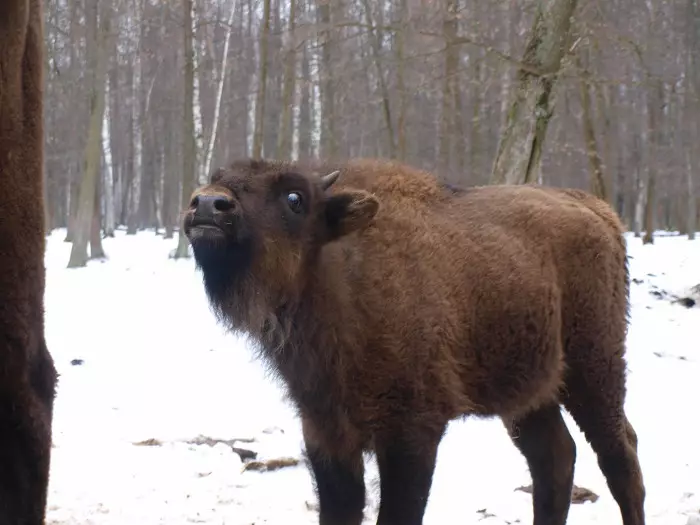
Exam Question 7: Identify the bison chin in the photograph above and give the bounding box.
[189,231,254,299]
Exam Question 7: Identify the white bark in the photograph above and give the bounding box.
[102,78,115,236]
[155,149,163,230]
[193,1,205,184]
[634,175,645,237]
[686,149,696,240]
[203,0,237,179]
[311,56,322,158]
[292,68,301,161]
[128,0,143,231]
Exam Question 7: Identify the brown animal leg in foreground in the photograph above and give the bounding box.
[0,0,57,523]
[563,362,645,525]
[0,341,56,524]
[503,404,576,525]
[374,425,446,525]
[305,445,366,525]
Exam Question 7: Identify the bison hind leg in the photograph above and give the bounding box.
[502,403,576,525]
[562,358,645,525]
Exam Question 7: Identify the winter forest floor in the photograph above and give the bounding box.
[43,229,700,525]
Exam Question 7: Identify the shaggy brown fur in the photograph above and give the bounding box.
[184,157,645,525]
[0,1,58,523]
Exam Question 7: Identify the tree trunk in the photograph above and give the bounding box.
[252,0,272,159]
[64,0,80,243]
[642,79,663,245]
[576,52,607,200]
[68,0,110,268]
[298,44,312,159]
[316,0,337,158]
[490,0,579,185]
[126,0,143,235]
[438,0,458,177]
[102,75,115,237]
[633,174,644,238]
[687,146,697,242]
[685,0,699,240]
[469,51,483,183]
[203,0,237,177]
[193,3,205,184]
[360,0,396,158]
[173,0,197,259]
[595,77,615,205]
[90,174,105,258]
[395,0,408,161]
[163,109,176,239]
[277,0,297,159]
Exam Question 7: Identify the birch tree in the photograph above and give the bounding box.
[173,0,197,259]
[203,0,237,179]
[102,78,116,237]
[193,2,206,184]
[126,0,144,234]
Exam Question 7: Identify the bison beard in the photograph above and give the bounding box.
[184,158,646,525]
[0,0,58,523]
[191,235,254,306]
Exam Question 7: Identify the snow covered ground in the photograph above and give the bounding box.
[43,228,700,525]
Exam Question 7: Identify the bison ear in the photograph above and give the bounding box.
[323,190,379,242]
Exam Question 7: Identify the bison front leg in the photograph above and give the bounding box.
[305,444,366,525]
[374,424,446,525]
[302,417,365,525]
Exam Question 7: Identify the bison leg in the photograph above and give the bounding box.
[0,341,57,525]
[305,444,365,525]
[374,424,445,525]
[503,403,576,525]
[563,365,645,525]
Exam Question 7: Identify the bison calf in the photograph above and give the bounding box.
[184,158,645,525]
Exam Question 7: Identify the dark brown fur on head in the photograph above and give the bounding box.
[0,1,58,523]
[183,158,379,347]
[184,157,645,525]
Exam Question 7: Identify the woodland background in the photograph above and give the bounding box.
[42,0,700,266]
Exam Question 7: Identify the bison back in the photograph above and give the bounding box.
[336,179,627,419]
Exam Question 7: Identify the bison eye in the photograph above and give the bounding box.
[287,192,303,213]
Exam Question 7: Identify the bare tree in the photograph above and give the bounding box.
[40,0,700,248]
[252,0,272,159]
[277,0,298,158]
[203,0,237,177]
[575,44,607,200]
[67,0,110,268]
[316,0,336,158]
[490,0,579,185]
[173,0,197,259]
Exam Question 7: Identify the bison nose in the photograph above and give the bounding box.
[191,194,234,217]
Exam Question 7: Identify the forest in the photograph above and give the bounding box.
[42,0,700,266]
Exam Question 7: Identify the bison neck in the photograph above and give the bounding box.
[260,244,369,442]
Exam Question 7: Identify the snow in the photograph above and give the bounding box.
[44,229,700,524]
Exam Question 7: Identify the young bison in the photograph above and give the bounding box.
[0,1,58,523]
[183,158,645,525]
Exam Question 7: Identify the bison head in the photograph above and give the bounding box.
[182,159,379,338]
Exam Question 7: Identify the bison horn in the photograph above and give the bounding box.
[320,170,341,190]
